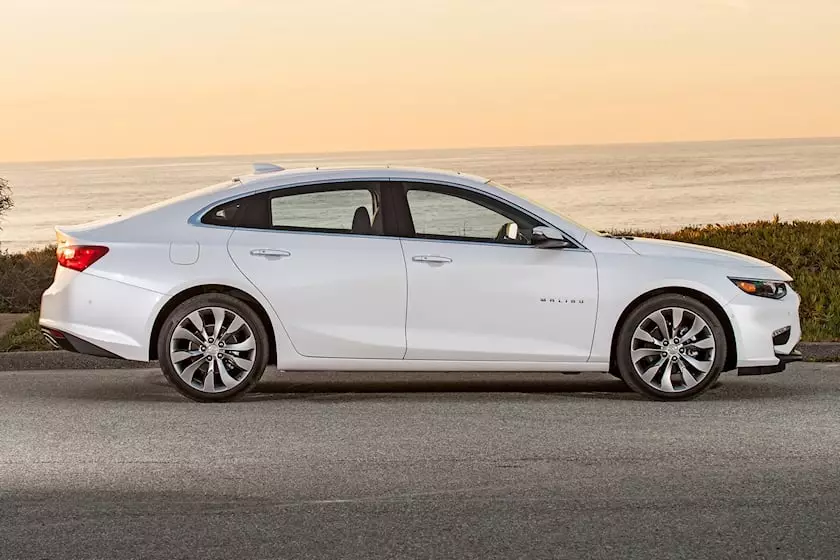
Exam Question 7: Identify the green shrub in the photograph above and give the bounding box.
[0,177,11,219]
[0,247,57,313]
[625,219,840,342]
[0,220,838,342]
[0,313,52,352]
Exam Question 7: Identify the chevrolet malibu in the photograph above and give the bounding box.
[40,165,801,401]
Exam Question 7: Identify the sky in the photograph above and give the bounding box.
[1,0,839,162]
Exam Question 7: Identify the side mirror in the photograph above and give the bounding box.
[531,226,575,249]
[503,222,519,241]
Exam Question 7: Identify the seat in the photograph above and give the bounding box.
[351,206,372,235]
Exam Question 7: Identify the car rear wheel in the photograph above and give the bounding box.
[615,294,727,400]
[158,294,269,402]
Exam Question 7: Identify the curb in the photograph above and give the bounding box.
[799,342,840,362]
[0,351,156,372]
[1,343,839,371]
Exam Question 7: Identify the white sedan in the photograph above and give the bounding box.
[40,164,801,401]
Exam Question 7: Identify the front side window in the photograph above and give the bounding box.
[404,185,538,243]
[268,182,382,235]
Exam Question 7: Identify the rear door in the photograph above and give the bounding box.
[396,182,598,362]
[226,181,407,359]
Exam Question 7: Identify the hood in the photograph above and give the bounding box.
[621,237,792,281]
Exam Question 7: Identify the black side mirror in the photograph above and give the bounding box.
[531,226,575,249]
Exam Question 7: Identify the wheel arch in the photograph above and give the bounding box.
[609,287,737,372]
[149,284,277,365]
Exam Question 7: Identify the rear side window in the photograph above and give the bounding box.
[201,199,242,226]
[201,181,388,235]
[270,189,374,231]
[200,195,264,228]
[267,182,384,236]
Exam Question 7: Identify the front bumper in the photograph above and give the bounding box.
[738,348,803,376]
[725,288,802,370]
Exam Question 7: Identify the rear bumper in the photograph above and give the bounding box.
[41,326,124,359]
[39,268,163,361]
[738,348,803,376]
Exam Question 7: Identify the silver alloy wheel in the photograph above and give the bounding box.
[169,306,256,393]
[630,306,716,393]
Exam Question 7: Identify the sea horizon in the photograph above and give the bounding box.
[2,136,839,253]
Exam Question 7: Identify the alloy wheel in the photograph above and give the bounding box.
[169,306,257,393]
[630,306,716,393]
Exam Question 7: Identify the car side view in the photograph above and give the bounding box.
[39,164,802,401]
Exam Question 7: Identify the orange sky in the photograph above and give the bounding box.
[2,0,839,162]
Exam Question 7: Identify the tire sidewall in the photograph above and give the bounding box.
[616,294,727,400]
[158,293,269,402]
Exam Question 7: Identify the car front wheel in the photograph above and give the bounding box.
[158,293,269,402]
[615,294,727,400]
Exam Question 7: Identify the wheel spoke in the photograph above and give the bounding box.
[689,337,715,349]
[225,338,255,352]
[187,311,207,338]
[659,363,674,392]
[211,307,226,341]
[671,308,684,336]
[631,347,663,362]
[216,358,239,388]
[222,316,245,341]
[203,359,216,392]
[227,354,254,371]
[681,314,706,342]
[171,350,202,362]
[173,327,204,346]
[179,358,205,384]
[682,354,712,373]
[633,328,662,346]
[650,310,671,340]
[676,359,699,389]
[641,358,665,383]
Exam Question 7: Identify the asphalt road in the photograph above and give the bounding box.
[2,364,839,560]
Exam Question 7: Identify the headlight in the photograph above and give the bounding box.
[729,277,787,299]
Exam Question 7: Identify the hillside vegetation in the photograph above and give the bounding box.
[1,220,839,351]
[635,219,840,341]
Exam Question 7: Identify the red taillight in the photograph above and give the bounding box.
[56,245,109,272]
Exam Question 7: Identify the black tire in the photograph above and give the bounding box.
[615,294,727,401]
[157,293,269,402]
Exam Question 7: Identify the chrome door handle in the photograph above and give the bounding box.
[250,249,291,258]
[412,255,452,264]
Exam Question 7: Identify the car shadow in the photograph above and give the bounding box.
[2,369,824,404]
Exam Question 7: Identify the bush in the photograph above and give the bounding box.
[0,313,51,352]
[626,219,840,342]
[0,220,838,342]
[0,247,56,313]
[0,177,11,220]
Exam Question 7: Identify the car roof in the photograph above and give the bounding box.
[233,166,491,191]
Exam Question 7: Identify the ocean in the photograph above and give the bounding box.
[1,138,839,253]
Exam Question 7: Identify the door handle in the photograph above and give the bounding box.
[412,255,452,264]
[250,249,291,258]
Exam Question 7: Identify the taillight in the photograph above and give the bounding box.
[56,245,109,272]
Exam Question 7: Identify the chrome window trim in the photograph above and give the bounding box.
[187,176,590,251]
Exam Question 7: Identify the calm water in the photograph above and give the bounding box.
[1,138,839,253]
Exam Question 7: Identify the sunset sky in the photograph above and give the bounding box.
[2,0,839,162]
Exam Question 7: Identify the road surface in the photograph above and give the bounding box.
[2,364,839,559]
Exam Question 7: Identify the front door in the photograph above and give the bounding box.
[227,181,407,359]
[398,183,598,362]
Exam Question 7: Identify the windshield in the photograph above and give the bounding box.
[486,180,598,235]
